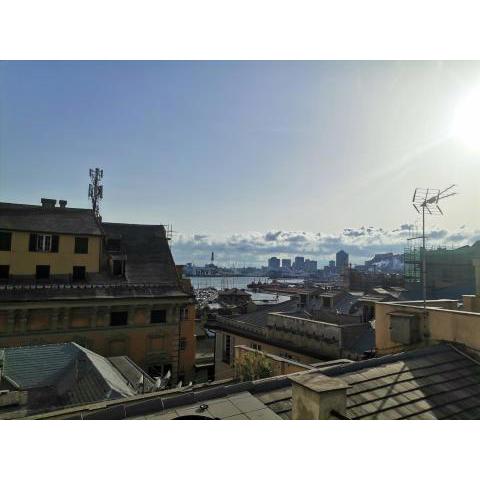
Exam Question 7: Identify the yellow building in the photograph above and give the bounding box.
[0,198,196,384]
[374,259,480,356]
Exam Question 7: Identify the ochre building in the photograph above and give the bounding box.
[0,199,195,383]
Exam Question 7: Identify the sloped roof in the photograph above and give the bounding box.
[216,298,300,328]
[259,343,480,420]
[26,343,480,421]
[0,342,78,389]
[0,202,102,236]
[102,222,180,285]
[0,342,152,409]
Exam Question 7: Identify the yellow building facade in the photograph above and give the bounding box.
[0,199,197,383]
[0,231,101,277]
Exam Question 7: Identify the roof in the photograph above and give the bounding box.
[0,202,102,236]
[259,343,480,420]
[216,298,300,328]
[0,342,154,412]
[28,343,480,420]
[102,222,180,285]
[1,342,79,389]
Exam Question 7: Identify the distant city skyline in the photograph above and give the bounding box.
[2,61,480,265]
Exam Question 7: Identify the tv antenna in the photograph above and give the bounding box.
[88,168,104,218]
[410,185,457,314]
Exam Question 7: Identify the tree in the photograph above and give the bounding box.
[235,350,273,381]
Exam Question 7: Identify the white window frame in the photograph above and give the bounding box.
[37,234,52,252]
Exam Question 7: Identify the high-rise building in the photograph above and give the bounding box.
[305,259,318,273]
[336,250,349,272]
[268,256,281,271]
[282,258,291,269]
[293,256,305,271]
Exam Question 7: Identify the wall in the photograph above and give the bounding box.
[214,329,321,380]
[0,231,101,276]
[375,300,480,355]
[0,297,196,382]
[234,345,310,377]
[266,313,342,358]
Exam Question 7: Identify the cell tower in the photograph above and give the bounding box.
[409,185,457,313]
[88,168,104,218]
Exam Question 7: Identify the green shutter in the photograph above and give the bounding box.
[29,233,37,252]
[51,235,59,252]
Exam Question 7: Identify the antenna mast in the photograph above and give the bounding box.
[410,185,457,315]
[88,168,104,218]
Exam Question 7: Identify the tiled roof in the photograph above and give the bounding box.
[0,342,78,389]
[28,343,480,420]
[0,342,153,413]
[215,298,300,328]
[0,202,102,236]
[102,223,181,285]
[257,343,480,420]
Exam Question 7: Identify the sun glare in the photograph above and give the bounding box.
[452,88,480,150]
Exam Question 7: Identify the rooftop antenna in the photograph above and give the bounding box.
[410,185,457,315]
[88,168,104,218]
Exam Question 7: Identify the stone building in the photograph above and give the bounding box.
[0,199,196,383]
[207,296,374,381]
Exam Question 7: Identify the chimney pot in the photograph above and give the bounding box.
[40,198,57,208]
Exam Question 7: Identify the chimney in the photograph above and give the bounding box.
[40,198,56,208]
[58,200,67,208]
[290,371,349,420]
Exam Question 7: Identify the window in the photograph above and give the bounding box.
[179,337,187,351]
[250,343,262,351]
[29,233,58,252]
[72,266,86,281]
[222,334,232,364]
[0,232,12,251]
[148,364,172,377]
[151,309,167,324]
[36,265,50,280]
[75,237,89,254]
[38,234,51,252]
[0,265,9,280]
[110,311,128,326]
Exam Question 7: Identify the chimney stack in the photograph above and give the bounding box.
[58,200,67,208]
[290,371,349,420]
[40,198,56,208]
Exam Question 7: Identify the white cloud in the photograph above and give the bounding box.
[171,225,480,266]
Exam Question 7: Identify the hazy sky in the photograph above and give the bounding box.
[1,61,480,265]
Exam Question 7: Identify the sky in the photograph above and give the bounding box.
[1,61,480,266]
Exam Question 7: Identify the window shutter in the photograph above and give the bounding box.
[51,235,59,252]
[29,233,37,252]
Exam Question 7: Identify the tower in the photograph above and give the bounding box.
[88,168,104,218]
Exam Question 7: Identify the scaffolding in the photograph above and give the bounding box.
[404,244,422,284]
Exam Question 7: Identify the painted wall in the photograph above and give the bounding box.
[375,300,480,355]
[0,231,101,275]
[214,329,321,380]
[0,299,196,382]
